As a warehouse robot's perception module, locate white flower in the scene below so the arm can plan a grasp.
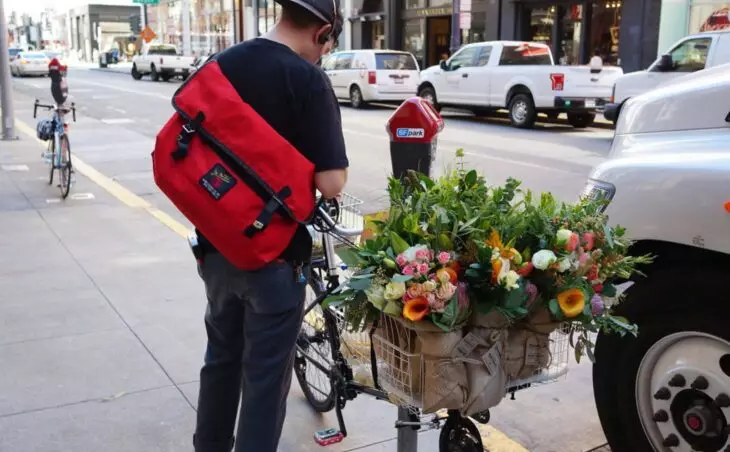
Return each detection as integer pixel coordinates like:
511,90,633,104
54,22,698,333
556,229,573,245
501,270,520,291
402,245,429,263
491,248,501,261
532,250,557,270
384,282,406,300
557,258,571,273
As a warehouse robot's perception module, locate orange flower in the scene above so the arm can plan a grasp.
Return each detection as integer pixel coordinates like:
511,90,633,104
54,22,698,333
557,288,586,318
486,229,505,251
403,297,430,321
491,259,502,284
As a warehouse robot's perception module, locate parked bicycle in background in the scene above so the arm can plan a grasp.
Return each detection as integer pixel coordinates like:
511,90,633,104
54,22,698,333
34,100,76,199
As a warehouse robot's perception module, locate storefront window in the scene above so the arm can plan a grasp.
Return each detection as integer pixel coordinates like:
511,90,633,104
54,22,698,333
258,0,280,35
190,0,236,55
464,11,487,44
405,0,426,10
528,7,553,47
372,21,385,48
559,5,581,65
589,1,621,66
689,2,730,33
429,0,451,7
403,19,425,69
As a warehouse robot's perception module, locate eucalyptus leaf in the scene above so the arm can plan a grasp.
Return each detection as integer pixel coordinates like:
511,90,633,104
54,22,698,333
348,278,373,291
548,299,560,317
603,224,614,247
392,274,414,283
336,248,365,267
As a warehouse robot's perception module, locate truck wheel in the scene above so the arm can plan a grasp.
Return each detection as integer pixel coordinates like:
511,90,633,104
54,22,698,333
567,112,596,128
150,64,160,82
508,93,536,129
594,273,730,452
418,86,441,112
161,73,172,82
131,64,142,80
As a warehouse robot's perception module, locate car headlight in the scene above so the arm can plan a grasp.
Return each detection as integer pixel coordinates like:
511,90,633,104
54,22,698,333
581,178,616,212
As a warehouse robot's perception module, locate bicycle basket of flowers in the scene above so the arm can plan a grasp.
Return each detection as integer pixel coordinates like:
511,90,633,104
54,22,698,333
325,155,652,416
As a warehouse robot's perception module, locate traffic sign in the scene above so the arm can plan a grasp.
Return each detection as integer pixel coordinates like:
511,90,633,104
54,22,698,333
133,0,159,4
140,25,157,44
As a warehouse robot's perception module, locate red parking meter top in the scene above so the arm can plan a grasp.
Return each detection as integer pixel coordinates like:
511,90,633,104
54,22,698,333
48,58,67,72
386,97,444,144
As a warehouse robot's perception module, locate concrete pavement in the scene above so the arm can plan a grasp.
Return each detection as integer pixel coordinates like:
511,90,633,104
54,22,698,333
1,72,613,451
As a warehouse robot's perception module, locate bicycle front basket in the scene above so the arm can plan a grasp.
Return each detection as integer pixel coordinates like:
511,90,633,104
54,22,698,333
36,119,54,141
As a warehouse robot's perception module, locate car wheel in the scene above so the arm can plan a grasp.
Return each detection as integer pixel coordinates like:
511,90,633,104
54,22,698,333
567,112,596,128
161,73,172,82
418,86,441,112
131,64,142,80
508,93,537,129
150,64,160,82
594,270,730,452
349,86,365,109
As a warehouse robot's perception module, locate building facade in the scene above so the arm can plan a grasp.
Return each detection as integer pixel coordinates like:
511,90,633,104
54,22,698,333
67,4,143,61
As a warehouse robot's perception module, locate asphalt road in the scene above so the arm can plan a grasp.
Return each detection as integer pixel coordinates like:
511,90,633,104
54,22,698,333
8,68,614,451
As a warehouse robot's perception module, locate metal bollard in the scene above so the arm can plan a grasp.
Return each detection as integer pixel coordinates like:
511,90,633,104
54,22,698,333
386,97,445,180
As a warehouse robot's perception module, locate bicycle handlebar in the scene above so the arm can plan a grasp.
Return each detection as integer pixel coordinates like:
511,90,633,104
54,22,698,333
33,99,76,122
316,203,364,238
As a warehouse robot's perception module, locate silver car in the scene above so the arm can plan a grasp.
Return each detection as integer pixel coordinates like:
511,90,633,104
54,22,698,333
11,51,51,77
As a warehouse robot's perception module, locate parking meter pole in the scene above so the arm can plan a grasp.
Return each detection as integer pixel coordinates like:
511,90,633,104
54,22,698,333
396,407,418,452
386,97,445,180
0,0,18,140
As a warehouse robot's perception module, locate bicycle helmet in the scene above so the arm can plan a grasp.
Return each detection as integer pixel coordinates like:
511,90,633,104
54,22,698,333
276,0,343,44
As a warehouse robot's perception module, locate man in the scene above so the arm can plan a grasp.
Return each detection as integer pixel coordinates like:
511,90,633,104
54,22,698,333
192,0,348,451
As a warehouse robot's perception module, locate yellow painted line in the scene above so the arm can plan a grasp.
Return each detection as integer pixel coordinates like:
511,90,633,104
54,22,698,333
14,119,188,238
16,118,528,452
436,409,528,452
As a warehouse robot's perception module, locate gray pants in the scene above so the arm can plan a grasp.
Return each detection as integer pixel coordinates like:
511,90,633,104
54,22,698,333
193,252,306,452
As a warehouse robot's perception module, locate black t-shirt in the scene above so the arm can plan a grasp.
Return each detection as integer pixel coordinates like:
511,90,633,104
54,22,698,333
199,38,348,264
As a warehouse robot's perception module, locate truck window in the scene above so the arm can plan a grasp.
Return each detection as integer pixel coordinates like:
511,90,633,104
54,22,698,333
666,38,712,72
447,47,479,69
476,46,493,66
499,44,552,66
150,47,178,56
375,53,418,70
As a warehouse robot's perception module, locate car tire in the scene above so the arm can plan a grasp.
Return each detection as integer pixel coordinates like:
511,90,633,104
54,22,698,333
418,86,441,112
131,64,143,80
594,269,730,452
150,64,160,82
567,112,596,128
508,93,537,129
161,73,172,82
349,86,365,109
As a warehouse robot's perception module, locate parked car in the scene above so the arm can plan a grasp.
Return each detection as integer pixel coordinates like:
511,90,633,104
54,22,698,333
8,47,23,61
417,41,624,129
132,44,196,81
603,30,730,125
189,54,215,75
321,49,421,108
587,63,730,452
10,51,51,77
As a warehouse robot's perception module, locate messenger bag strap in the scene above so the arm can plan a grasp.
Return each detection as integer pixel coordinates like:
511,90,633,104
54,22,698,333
243,187,293,237
171,112,206,161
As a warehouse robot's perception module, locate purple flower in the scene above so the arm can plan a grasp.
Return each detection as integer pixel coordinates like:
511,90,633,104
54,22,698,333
591,295,604,316
525,282,538,307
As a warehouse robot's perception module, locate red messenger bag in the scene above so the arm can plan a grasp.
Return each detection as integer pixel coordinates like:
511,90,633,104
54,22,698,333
152,59,316,270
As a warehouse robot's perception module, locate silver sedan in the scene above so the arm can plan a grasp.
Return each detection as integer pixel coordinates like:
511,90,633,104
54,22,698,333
10,51,51,77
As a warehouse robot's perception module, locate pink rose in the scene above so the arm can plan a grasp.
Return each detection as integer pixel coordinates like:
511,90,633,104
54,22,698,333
396,254,408,268
407,283,424,299
437,251,451,265
578,250,590,266
566,233,580,252
582,232,595,251
415,249,430,261
427,293,446,313
402,265,414,276
417,263,429,275
436,282,457,302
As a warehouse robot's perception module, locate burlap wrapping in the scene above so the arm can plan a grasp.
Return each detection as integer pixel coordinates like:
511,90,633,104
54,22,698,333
373,316,467,413
461,311,510,416
503,307,562,381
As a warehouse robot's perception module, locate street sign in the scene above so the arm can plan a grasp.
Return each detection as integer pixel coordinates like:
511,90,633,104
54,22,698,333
140,25,157,44
133,0,160,4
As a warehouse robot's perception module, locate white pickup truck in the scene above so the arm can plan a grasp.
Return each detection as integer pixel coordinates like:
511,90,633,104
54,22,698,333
132,44,196,82
417,41,624,129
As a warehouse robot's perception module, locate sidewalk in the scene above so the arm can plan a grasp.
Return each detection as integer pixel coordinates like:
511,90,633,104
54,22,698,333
0,131,451,451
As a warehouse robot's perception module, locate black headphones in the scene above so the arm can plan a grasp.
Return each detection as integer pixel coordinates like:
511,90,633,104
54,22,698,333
318,0,342,45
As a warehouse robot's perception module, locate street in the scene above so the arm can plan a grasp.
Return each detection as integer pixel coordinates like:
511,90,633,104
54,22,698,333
2,67,615,452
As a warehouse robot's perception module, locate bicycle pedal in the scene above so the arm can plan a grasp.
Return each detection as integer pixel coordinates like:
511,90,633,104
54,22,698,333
313,428,344,446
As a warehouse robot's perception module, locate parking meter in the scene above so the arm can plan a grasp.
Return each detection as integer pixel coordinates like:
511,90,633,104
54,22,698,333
386,97,444,179
48,58,68,106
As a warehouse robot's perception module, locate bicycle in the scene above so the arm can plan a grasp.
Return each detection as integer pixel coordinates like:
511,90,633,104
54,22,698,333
294,193,494,451
34,99,76,199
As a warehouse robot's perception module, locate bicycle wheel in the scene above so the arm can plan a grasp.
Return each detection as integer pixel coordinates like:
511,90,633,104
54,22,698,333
47,140,55,186
294,270,338,412
58,135,72,199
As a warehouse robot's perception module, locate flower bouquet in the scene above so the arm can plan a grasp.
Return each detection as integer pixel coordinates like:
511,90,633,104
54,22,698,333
326,155,651,413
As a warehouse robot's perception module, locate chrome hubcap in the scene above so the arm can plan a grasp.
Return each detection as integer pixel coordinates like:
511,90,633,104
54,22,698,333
351,89,361,106
512,100,527,123
422,92,435,105
636,332,730,451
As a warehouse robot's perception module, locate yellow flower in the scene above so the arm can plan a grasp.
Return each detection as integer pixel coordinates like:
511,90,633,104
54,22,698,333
422,280,438,292
557,288,586,318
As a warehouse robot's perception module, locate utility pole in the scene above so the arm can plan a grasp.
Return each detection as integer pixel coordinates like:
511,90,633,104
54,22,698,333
0,0,17,140
142,4,148,27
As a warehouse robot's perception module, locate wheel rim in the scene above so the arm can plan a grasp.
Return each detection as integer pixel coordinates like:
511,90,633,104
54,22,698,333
422,91,435,105
59,138,71,198
351,88,361,107
512,100,528,123
636,332,730,452
296,281,334,404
